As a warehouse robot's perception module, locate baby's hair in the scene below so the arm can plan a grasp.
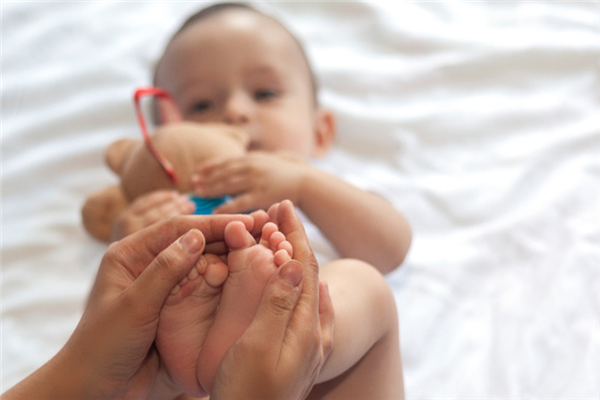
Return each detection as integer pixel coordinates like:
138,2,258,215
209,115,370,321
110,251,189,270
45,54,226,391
152,2,319,125
174,3,256,37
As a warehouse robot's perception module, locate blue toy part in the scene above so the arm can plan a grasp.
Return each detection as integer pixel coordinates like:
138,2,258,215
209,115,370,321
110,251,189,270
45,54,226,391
188,195,232,215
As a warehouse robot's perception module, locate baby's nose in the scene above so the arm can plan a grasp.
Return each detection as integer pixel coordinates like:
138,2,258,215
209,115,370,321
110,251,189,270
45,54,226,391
222,93,252,125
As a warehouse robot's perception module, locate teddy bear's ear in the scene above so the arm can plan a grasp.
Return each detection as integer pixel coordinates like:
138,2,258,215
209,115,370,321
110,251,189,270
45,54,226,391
105,139,137,174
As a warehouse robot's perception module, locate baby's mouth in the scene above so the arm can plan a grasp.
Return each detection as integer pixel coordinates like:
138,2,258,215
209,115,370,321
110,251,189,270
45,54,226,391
224,126,252,149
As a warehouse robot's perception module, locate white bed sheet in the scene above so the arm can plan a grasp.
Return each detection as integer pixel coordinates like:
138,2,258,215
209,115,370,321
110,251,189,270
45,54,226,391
2,1,599,398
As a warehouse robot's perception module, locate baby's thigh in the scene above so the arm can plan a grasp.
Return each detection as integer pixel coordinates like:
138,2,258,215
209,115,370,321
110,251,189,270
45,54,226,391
320,258,397,324
317,259,398,372
310,259,404,398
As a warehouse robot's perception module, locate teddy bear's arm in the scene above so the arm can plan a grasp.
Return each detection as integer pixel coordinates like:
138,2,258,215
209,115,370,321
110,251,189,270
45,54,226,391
81,185,129,242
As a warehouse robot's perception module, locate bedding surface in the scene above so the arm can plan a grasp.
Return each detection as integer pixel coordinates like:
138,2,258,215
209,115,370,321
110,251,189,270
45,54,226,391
2,2,599,398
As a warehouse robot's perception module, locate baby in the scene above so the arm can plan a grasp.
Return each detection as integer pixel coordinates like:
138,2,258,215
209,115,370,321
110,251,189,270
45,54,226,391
115,3,412,399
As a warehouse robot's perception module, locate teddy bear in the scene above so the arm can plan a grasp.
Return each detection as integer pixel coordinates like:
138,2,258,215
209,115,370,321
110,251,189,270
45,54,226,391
81,122,248,242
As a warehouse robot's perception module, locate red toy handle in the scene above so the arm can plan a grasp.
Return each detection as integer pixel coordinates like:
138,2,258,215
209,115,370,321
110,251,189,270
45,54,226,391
133,87,182,184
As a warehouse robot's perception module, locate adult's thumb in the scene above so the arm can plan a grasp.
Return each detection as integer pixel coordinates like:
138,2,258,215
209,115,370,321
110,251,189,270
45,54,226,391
128,229,206,312
245,260,304,344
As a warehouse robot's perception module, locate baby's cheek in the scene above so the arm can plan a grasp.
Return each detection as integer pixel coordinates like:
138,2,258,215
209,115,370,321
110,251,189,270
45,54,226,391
279,131,314,159
260,115,313,157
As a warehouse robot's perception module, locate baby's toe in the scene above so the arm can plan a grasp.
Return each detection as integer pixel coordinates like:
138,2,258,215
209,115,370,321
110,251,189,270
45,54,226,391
259,222,278,246
268,231,286,253
277,240,293,258
187,264,200,281
203,254,229,288
274,248,292,266
225,221,257,251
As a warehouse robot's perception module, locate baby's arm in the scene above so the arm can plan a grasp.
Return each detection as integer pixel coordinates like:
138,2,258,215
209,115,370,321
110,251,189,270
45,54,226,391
298,167,411,273
194,154,411,273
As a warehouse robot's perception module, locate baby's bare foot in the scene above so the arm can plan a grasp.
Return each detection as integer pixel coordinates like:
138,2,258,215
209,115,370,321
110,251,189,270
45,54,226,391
156,253,228,397
197,221,292,392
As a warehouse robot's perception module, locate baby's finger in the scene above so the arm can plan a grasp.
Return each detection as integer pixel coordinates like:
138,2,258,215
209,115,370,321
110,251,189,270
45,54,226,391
194,156,239,176
130,190,182,214
142,196,195,224
195,175,250,198
198,159,249,183
213,193,256,214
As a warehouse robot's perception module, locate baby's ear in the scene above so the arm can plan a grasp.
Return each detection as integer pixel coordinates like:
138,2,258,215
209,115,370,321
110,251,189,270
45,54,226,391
105,138,137,174
312,109,336,158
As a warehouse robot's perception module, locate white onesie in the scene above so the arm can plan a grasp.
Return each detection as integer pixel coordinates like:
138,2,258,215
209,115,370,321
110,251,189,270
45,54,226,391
296,157,387,267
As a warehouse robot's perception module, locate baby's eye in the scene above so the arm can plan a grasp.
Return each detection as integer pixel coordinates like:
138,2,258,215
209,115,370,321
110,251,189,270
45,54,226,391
191,100,214,113
254,90,278,102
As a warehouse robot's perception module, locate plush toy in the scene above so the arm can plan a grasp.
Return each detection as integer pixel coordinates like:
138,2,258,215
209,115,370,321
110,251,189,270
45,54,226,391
81,122,248,242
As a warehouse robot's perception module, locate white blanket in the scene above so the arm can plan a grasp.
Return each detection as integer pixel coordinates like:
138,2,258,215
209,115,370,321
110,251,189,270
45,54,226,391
2,2,598,397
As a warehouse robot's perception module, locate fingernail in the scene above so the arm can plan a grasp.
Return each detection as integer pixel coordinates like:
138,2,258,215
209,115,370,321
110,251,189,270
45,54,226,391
279,261,303,287
191,174,201,183
178,229,204,254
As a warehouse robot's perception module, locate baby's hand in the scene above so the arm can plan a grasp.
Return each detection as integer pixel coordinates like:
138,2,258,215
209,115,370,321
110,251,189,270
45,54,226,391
110,190,196,241
191,152,309,214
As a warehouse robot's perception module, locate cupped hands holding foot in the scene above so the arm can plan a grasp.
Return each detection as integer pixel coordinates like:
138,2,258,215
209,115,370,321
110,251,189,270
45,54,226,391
156,217,295,396
155,200,335,400
3,202,334,400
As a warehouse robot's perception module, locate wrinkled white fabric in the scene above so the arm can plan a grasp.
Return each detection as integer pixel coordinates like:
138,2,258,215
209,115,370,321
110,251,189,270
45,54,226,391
2,2,598,398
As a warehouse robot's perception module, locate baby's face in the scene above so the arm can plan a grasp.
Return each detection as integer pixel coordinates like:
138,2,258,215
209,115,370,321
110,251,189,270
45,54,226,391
156,10,324,160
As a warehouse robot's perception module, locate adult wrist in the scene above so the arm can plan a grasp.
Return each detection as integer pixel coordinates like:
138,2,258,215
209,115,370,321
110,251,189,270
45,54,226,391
51,345,103,400
2,346,96,400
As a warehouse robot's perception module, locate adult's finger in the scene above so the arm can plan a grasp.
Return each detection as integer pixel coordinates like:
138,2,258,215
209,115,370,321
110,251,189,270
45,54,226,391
243,260,304,346
114,214,254,278
276,200,320,301
126,229,206,313
267,202,279,223
318,281,335,360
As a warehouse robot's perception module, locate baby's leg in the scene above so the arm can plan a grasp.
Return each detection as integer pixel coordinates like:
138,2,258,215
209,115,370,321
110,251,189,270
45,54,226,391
309,259,404,400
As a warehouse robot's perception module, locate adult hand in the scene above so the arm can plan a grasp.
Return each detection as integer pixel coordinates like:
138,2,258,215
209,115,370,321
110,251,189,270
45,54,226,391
211,200,335,400
110,190,196,241
3,213,262,400
192,152,310,214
